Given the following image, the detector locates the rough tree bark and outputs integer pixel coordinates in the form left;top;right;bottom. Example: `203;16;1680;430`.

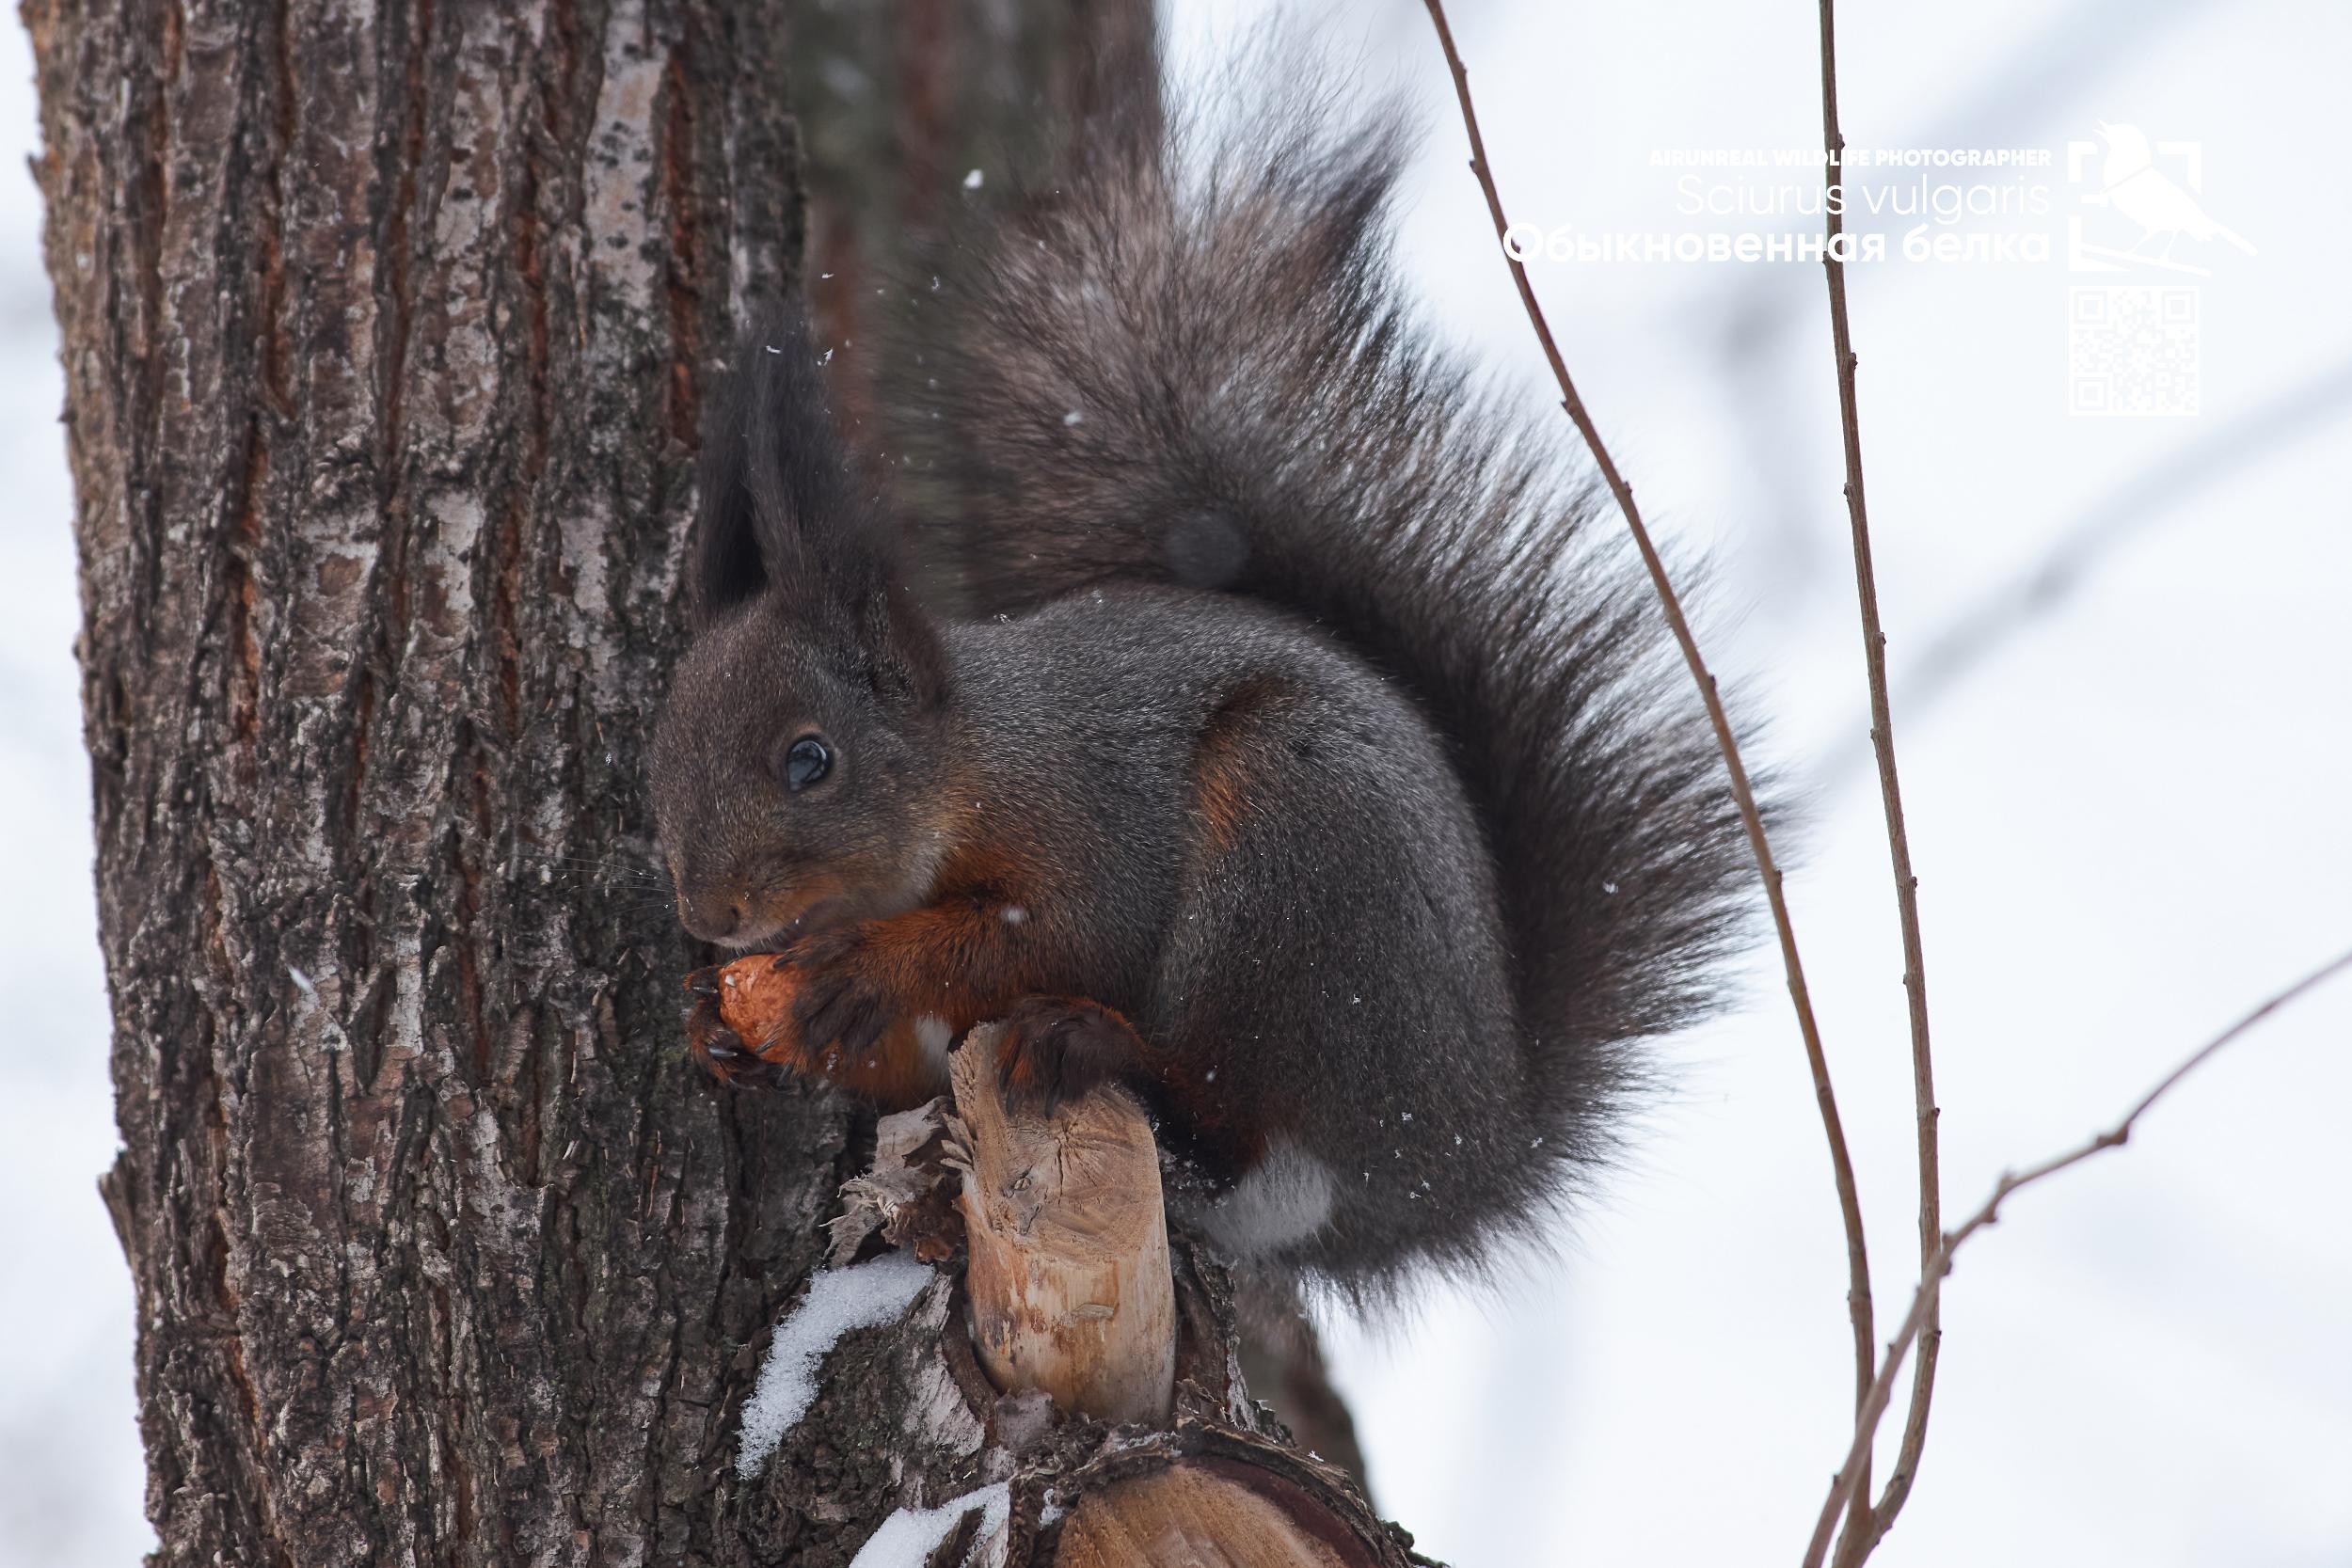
17;1;1311;1563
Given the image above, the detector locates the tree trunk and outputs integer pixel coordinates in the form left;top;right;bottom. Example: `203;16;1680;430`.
21;0;1191;1563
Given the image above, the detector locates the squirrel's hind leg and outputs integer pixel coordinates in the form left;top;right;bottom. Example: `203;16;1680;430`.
1144;673;1544;1280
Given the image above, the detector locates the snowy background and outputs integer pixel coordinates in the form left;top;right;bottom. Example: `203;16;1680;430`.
4;1;2347;1563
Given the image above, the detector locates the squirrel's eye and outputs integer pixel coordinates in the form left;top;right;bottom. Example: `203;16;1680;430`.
783;736;832;792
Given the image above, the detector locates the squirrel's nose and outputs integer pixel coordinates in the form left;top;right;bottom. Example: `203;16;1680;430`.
680;894;746;943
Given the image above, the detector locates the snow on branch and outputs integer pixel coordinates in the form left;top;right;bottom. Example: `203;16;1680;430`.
737;1250;938;1477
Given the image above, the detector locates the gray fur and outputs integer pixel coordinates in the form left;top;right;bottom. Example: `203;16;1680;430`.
651;77;1759;1293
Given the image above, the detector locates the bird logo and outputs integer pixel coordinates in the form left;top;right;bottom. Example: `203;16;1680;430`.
2072;121;2255;274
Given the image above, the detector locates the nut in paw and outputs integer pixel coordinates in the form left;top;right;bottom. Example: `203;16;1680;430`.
684;960;800;1087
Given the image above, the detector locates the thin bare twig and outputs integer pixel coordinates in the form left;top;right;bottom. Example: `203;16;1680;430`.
1801;945;2352;1568
1812;4;1940;1562
1415;0;1878;1413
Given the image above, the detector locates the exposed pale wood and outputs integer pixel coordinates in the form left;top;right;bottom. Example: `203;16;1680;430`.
951;1025;1176;1426
1055;1465;1349;1568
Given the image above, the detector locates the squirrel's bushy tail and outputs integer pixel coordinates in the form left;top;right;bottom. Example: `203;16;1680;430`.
898;74;1756;1130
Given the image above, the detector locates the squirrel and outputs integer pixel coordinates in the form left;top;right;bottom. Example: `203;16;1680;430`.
649;85;1755;1290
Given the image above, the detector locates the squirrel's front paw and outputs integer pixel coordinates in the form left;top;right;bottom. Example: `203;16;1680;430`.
684;966;788;1088
780;927;894;1063
993;995;1141;1112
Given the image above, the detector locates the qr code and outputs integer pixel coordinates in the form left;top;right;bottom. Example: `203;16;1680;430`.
2068;286;2200;416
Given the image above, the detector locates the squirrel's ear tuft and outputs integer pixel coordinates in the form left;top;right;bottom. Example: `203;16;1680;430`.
688;309;947;709
686;308;858;628
858;578;951;711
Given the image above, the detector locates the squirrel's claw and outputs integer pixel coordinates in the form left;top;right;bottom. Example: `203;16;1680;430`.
719;1047;790;1090
684;966;788;1088
692;1021;792;1090
994;995;1141;1113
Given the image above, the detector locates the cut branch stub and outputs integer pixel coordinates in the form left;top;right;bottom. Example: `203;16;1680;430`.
696;978;1419;1561
1055;1465;1349;1568
950;1025;1177;1427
